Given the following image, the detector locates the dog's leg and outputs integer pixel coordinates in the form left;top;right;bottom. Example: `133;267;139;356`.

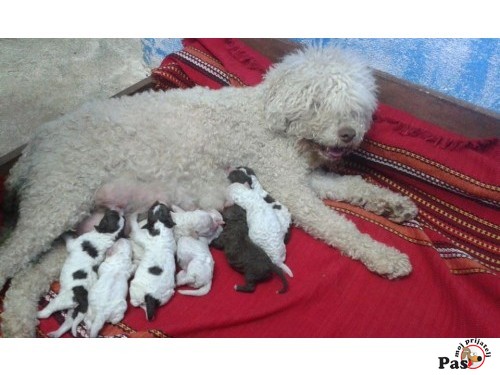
272;176;412;279
308;170;418;223
0;183;92;288
1;242;67;337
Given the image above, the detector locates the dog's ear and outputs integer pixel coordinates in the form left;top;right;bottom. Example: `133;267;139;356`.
262;75;291;134
262;48;313;135
461;348;470;360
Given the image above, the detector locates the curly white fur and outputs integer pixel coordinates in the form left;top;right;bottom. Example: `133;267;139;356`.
1;46;417;336
232;167;292;236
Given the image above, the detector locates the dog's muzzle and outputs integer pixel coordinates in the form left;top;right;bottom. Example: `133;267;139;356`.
298;138;353;161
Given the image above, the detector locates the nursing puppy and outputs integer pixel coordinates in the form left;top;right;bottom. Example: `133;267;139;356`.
228;166;292;243
84;238;134;338
172;206;224;296
226;182;293;277
212;205;288;294
2;47;418;336
129;202;176;321
171;207;224;239
175;231;221;296
37;209;125;337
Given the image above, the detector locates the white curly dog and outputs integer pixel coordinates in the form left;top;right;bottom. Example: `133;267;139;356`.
0;46;417;336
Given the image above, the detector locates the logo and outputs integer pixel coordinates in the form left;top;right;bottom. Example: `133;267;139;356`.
438;339;492;370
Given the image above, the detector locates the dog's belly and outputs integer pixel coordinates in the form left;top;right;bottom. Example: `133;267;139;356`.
94;168;229;214
13;88;266;219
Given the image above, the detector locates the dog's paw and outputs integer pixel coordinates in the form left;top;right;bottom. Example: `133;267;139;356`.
365;245;412;279
362;195;418;223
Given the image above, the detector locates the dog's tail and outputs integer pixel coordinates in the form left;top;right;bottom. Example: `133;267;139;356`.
177;281;212;297
271;264;289;294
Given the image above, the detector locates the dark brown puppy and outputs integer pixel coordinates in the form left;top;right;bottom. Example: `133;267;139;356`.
211;204;288;294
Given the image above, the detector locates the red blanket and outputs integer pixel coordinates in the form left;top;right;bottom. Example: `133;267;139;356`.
1;38;499;338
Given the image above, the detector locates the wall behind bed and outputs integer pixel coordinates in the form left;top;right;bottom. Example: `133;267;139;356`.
141;38;499;114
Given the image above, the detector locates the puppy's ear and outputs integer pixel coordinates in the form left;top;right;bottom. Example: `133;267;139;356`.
158;205;175;228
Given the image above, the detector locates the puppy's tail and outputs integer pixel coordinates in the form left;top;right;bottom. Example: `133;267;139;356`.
178;281;212;297
272;264;289;294
279;262;293;278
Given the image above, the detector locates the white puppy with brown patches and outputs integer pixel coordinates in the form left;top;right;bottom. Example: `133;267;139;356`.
83;238;134;338
129;202;177;321
37;209;125;337
172;207;224;296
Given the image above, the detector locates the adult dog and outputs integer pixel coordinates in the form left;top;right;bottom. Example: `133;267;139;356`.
0;46;417;336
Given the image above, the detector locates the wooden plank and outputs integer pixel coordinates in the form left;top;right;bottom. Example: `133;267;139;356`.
375;70;500;138
0;145;24;176
112;76;155;98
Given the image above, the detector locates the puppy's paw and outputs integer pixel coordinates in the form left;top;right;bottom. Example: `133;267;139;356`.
363;195;418;223
365;245;412;279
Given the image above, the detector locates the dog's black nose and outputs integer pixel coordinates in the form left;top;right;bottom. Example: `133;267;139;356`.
477;356;482;361
338;127;356;143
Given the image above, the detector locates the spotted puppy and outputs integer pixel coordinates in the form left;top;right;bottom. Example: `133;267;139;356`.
228;166;292;243
83;238;134;338
37;209;125;337
226;181;293;278
129;202;177;321
172;206;224;296
211;205;288;293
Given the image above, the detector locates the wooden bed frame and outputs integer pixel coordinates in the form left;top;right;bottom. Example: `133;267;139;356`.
1;38;499;176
